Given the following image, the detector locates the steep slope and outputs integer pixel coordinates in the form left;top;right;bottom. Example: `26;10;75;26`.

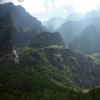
85;10;100;32
0;50;77;100
0;3;45;47
56;10;100;43
57;20;86;42
70;25;100;54
18;47;100;88
0;18;100;90
30;32;66;48
0;13;13;55
0;2;45;31
1;47;100;100
29;32;100;87
1;2;100;100
0;15;19;64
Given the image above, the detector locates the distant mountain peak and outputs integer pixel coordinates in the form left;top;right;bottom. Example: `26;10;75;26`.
70;25;100;54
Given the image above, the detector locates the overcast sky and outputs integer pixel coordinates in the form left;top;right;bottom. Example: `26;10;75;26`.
1;0;100;21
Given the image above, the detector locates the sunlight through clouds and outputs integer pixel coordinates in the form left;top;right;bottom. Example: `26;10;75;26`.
17;0;47;14
54;0;70;7
72;0;100;13
16;0;100;20
1;0;100;21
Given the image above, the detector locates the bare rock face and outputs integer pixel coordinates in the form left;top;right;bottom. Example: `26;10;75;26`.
0;11;17;64
0;13;13;55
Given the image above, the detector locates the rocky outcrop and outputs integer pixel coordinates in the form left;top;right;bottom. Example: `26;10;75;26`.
30;32;66;48
0;13;13;55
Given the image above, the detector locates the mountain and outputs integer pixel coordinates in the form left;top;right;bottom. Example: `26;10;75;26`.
0;46;100;100
56;10;100;43
50;13;86;42
13;30;100;88
85;10;100;29
0;3;45;47
0;13;13;55
29;31;100;88
57;20;86;42
30;32;66;48
1;2;100;100
0;2;45;31
69;25;100;54
43;17;65;32
66;13;84;21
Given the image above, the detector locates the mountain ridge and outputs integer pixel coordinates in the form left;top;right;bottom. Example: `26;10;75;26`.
0;2;100;100
0;2;45;47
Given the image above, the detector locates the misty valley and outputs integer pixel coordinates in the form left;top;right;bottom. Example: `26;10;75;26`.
0;2;100;100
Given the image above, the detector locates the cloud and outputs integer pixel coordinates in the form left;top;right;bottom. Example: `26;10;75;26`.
0;0;18;4
17;0;24;2
0;0;100;21
0;0;4;3
0;0;9;3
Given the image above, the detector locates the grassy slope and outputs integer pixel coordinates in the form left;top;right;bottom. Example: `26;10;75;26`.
0;47;100;100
